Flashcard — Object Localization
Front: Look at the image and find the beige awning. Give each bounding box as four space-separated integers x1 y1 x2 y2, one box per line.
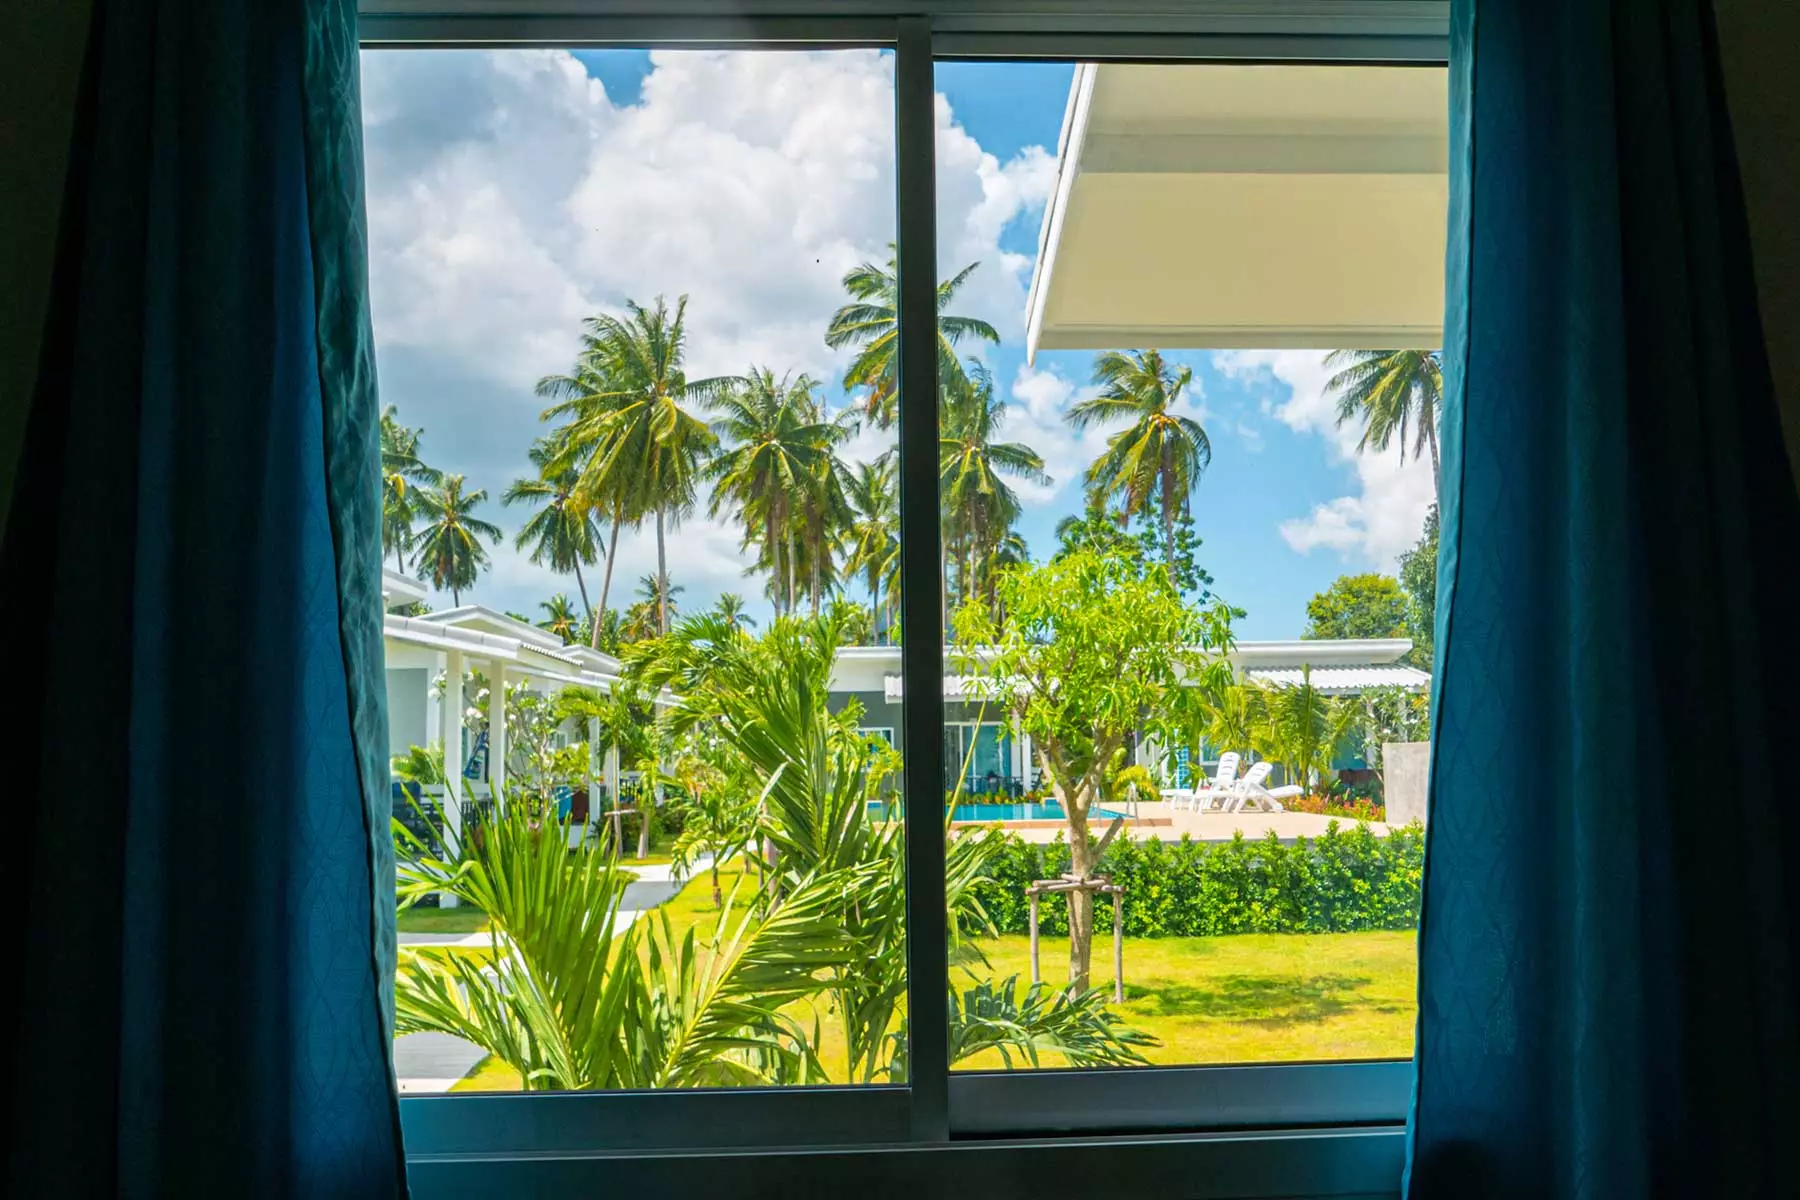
1025 63 1449 360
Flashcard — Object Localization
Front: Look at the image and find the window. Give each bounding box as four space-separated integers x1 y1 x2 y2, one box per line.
937 59 1440 1083
366 3 1446 1185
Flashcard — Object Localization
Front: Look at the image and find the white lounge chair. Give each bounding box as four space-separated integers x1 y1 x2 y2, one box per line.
1238 781 1303 813
1187 752 1241 812
1220 761 1273 812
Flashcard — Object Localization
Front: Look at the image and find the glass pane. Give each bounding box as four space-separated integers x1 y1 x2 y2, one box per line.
364 47 905 1094
934 60 1442 1070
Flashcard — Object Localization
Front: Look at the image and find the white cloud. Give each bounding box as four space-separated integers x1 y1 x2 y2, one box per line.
361 48 1056 617
1219 350 1435 567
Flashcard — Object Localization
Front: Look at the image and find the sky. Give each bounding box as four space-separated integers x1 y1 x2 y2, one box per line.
359 49 1437 641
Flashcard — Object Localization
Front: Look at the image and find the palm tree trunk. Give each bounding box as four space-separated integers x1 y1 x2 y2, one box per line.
1425 418 1441 497
452 586 461 606
869 575 880 643
395 543 406 575
655 508 670 635
767 503 783 617
810 523 821 616
786 526 798 615
572 560 593 619
592 520 620 649
1161 445 1177 570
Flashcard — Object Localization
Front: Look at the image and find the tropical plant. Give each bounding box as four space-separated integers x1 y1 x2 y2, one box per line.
1324 348 1443 491
823 248 1000 429
952 547 1235 989
1397 505 1438 670
665 747 753 908
539 593 581 644
391 742 446 788
1067 349 1211 571
1255 665 1356 801
843 460 900 640
948 975 1153 1069
539 296 733 636
939 359 1049 612
394 796 858 1090
379 405 443 574
411 474 502 605
504 436 603 618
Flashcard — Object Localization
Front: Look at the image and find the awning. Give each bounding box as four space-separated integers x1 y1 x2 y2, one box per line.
1026 63 1448 360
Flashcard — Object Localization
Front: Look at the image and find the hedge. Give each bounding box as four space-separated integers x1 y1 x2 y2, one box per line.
969 822 1424 939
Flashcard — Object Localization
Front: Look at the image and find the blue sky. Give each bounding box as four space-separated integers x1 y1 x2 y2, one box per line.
360 49 1435 641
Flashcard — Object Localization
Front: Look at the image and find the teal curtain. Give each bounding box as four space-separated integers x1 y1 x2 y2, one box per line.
1409 0 1800 1195
1 0 406 1194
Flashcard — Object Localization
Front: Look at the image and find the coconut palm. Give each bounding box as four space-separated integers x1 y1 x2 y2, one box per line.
539 593 581 644
625 574 685 643
706 369 844 616
823 248 1001 429
939 360 1050 610
711 593 756 632
796 448 853 617
1324 349 1443 491
411 474 502 605
1067 349 1211 570
504 437 603 619
843 459 900 642
379 406 442 573
539 296 732 636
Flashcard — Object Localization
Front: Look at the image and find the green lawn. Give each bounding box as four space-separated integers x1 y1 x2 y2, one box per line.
439 863 1416 1089
396 906 490 935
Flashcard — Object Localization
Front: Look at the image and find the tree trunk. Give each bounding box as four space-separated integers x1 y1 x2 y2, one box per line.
452 585 461 606
1060 776 1096 992
1161 446 1176 570
711 860 722 909
810 527 821 616
786 525 798 615
870 575 880 643
395 543 406 575
767 503 783 617
1425 418 1441 497
592 520 620 648
572 559 593 619
638 782 658 860
655 508 669 635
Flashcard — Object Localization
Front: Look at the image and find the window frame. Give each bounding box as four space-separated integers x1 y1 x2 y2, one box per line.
367 2 1444 1187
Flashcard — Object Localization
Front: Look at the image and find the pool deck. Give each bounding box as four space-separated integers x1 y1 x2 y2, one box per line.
959 801 1394 845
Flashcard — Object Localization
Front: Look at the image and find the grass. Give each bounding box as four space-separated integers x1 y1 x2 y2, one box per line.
397 906 491 935
438 861 1415 1090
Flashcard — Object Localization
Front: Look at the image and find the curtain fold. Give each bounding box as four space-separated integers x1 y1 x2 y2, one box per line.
1409 0 1800 1196
2 0 406 1195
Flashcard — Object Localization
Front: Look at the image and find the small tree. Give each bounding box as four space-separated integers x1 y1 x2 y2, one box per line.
1303 573 1407 641
953 547 1232 990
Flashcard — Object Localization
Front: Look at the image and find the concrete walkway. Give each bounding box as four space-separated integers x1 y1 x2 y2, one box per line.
392 855 706 1090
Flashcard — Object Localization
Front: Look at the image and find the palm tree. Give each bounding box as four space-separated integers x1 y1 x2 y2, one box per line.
504 437 604 618
843 459 900 642
1324 349 1443 491
625 574 686 642
706 369 843 616
796 448 853 617
539 594 581 644
379 406 442 574
539 296 731 636
1257 666 1355 800
1067 349 1211 570
411 474 502 605
939 360 1049 609
711 593 756 632
823 248 1000 429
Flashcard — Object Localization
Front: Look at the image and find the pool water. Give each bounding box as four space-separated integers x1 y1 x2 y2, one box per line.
868 801 1129 823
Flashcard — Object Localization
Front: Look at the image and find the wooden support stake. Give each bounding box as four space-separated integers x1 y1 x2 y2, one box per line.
1028 890 1040 985
1112 891 1124 1003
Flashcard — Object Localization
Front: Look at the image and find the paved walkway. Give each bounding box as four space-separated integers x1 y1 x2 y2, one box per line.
994 803 1393 845
393 856 705 1091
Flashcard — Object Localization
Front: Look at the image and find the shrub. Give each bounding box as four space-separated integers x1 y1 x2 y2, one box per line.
967 822 1424 939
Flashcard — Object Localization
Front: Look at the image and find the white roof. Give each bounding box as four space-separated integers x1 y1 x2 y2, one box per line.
859 638 1423 699
1243 664 1429 693
380 568 429 611
1025 63 1448 360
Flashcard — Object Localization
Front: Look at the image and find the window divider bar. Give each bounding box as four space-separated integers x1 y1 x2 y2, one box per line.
893 13 950 1143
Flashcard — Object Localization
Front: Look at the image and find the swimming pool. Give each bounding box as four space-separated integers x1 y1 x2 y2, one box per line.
868 801 1130 823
